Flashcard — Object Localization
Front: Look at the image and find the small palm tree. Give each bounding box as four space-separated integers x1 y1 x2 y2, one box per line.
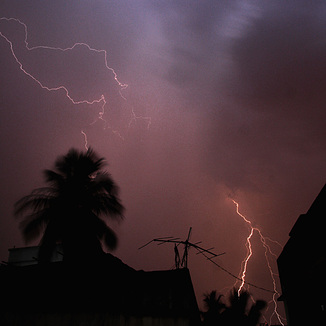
223 288 267 326
14 148 124 263
202 288 267 326
202 290 226 325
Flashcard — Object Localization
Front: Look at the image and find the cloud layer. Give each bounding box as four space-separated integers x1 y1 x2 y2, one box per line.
1 1 325 322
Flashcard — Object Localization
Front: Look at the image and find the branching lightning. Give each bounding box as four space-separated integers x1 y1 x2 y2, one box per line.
0 17 151 148
129 107 152 130
2 15 288 326
231 199 285 326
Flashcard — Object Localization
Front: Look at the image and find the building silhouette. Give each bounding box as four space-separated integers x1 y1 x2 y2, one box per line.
0 246 200 326
277 183 326 325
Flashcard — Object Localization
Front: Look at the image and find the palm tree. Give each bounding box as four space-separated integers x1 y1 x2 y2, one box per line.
202 290 226 325
14 148 124 264
202 288 267 326
222 288 267 326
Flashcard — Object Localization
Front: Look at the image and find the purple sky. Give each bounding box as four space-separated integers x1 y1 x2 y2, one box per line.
1 1 326 323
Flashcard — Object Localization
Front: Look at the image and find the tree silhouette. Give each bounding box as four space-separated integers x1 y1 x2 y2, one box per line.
202 290 226 326
14 148 124 263
202 288 267 326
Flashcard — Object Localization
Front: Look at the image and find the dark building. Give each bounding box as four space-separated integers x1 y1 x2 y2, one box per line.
277 184 326 326
0 247 200 326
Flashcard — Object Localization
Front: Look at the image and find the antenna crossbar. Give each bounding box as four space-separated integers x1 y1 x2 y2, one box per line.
138 227 277 293
138 227 225 269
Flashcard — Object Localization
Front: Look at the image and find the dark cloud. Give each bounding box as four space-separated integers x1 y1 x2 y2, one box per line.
232 2 326 105
148 0 232 87
1 1 325 323
173 2 326 194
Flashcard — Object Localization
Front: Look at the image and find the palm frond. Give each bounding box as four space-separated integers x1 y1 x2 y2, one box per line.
91 193 124 219
19 210 51 243
31 187 56 195
103 227 118 250
44 169 64 186
90 213 118 250
54 148 78 177
94 172 119 195
14 192 55 216
86 147 106 170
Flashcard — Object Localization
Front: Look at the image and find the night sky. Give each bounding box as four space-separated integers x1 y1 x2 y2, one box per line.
1 1 326 324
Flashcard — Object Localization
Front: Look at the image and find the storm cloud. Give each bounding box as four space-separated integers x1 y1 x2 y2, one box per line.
0 1 325 323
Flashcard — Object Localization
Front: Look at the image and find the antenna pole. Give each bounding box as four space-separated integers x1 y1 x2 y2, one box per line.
138 227 225 269
174 244 180 269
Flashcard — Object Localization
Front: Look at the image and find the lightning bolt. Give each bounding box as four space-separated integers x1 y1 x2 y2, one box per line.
129 107 152 130
2 15 286 325
231 199 285 326
81 130 89 151
0 17 151 147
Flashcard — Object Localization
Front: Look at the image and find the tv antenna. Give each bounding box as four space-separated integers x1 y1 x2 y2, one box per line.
139 227 277 293
138 227 226 269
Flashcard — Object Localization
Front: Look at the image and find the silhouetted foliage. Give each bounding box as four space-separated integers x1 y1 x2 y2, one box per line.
201 288 267 326
202 290 226 326
15 148 124 263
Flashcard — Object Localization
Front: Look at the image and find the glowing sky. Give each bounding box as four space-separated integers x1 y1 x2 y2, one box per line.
1 1 326 324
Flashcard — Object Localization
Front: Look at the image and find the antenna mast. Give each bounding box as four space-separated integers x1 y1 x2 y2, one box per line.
138 227 225 269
